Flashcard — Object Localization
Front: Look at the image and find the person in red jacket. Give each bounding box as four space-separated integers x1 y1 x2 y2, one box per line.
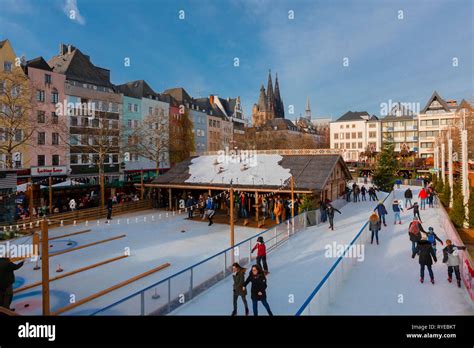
418 188 428 210
252 236 268 274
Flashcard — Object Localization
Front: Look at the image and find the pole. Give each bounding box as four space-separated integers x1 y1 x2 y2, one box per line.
230 188 234 248
255 191 259 224
140 170 144 200
462 129 469 227
291 176 295 218
100 172 105 209
28 177 33 218
441 143 446 184
448 137 454 208
168 188 172 210
434 146 439 172
41 219 50 315
48 176 53 215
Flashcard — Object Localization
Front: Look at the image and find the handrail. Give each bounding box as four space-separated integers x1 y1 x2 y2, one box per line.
89 215 299 315
295 190 392 315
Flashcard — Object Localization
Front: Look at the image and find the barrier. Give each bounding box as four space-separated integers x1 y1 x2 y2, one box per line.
296 191 393 315
90 197 348 316
49 234 126 257
438 204 474 302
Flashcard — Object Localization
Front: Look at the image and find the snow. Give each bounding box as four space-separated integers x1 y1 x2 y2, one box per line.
185 154 291 186
171 186 474 316
7 209 262 315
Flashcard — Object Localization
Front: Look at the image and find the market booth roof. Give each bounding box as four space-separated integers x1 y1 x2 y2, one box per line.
146 151 352 194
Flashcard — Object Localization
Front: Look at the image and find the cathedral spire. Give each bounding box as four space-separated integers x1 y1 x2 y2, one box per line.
305 96 312 120
274 73 284 118
266 70 275 112
257 84 267 111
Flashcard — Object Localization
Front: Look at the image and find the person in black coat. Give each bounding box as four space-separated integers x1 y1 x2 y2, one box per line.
412 238 437 284
326 205 342 231
231 263 249 316
243 264 273 316
0 258 24 310
404 188 413 207
106 197 113 221
407 202 422 222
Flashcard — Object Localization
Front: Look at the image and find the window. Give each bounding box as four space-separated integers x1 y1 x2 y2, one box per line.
70 154 78 164
334 133 339 140
346 132 350 139
369 131 377 138
37 132 45 145
127 119 132 128
346 125 349 129
352 124 356 128
81 154 89 164
44 74 52 84
133 120 139 128
112 154 119 163
52 155 59 166
82 117 89 127
52 132 59 145
71 117 78 126
3 61 13 72
36 90 45 102
420 142 434 148
358 132 362 138
369 124 376 128
37 155 45 166
352 142 356 149
128 103 132 112
133 104 139 112
358 142 363 149
420 119 439 127
70 135 79 145
51 90 59 104
334 143 339 149
52 112 58 124
340 125 344 129
37 111 46 123
340 133 344 140
352 132 356 139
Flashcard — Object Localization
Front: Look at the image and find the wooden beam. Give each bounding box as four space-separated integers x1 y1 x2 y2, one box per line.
14 254 129 294
43 229 92 242
52 263 171 315
49 234 126 257
142 183 314 194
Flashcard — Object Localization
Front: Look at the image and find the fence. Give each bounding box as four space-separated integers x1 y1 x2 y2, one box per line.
438 204 474 303
296 191 393 315
88 197 347 316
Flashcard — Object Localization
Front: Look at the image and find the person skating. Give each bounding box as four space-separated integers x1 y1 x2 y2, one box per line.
368 212 381 245
426 227 443 253
374 201 388 227
327 204 342 231
345 186 351 202
353 185 361 202
252 236 268 274
392 199 404 225
404 188 413 207
106 197 113 222
368 187 378 201
185 195 196 219
418 187 428 210
408 217 427 254
205 197 215 226
427 186 435 208
0 257 24 310
360 185 367 201
243 264 273 316
319 200 328 223
231 263 249 316
412 235 437 284
442 240 467 288
407 202 422 222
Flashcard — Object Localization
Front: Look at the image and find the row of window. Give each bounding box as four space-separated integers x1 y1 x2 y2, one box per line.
333 142 364 149
70 153 119 165
36 89 59 103
70 135 119 147
0 128 22 142
37 111 59 124
70 117 119 129
37 132 60 145
419 119 455 127
37 155 60 166
333 132 370 140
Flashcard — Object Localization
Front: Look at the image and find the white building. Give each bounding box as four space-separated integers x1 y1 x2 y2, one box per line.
330 111 381 162
418 91 459 159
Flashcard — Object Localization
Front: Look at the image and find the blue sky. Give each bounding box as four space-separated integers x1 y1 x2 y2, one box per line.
0 0 472 120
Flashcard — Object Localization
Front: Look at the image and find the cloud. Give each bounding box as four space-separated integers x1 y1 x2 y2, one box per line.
63 0 86 25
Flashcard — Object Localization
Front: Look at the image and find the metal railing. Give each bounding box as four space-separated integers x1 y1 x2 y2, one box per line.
296 191 393 315
88 198 347 316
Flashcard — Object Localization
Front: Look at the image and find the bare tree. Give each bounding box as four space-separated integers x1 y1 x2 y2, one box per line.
169 108 194 164
0 69 37 168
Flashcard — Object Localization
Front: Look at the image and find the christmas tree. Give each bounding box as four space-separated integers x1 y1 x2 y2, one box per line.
449 181 465 228
372 142 398 192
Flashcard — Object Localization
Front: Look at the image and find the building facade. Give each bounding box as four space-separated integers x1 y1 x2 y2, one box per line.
380 103 418 154
330 111 381 162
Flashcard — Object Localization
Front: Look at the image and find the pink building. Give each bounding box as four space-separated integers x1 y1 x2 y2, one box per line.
24 57 68 175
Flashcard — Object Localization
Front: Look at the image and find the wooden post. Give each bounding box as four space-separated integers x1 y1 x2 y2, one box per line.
291 176 295 218
230 188 234 248
41 219 50 315
168 188 172 210
140 170 144 200
28 177 33 218
255 191 259 223
100 174 105 209
48 176 53 214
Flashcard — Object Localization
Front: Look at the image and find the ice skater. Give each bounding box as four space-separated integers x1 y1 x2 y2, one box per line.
369 212 381 245
374 201 388 227
426 227 443 253
407 202 422 222
327 204 342 231
412 234 437 284
243 264 273 316
319 200 328 223
252 236 268 274
361 186 367 201
404 187 413 207
392 199 403 225
231 263 249 316
442 240 467 288
418 187 428 210
205 197 215 226
0 257 24 310
106 197 113 222
186 195 196 219
408 217 427 254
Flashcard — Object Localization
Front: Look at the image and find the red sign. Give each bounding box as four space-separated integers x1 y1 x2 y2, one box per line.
31 166 67 177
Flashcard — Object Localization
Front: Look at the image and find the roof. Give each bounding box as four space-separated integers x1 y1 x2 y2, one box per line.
163 87 192 104
334 111 377 122
23 57 52 74
116 80 156 99
420 91 452 114
259 118 297 131
49 44 115 89
151 154 352 192
0 39 7 49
